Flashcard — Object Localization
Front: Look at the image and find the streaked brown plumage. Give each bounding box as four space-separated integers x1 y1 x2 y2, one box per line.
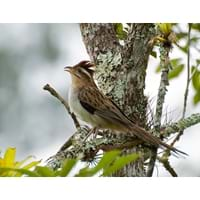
64 60 187 156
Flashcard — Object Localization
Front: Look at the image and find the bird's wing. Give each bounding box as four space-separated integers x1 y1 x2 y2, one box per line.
78 86 131 126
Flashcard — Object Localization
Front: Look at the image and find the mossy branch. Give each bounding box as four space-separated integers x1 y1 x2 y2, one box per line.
47 111 200 170
43 83 200 170
147 42 171 177
160 113 200 137
157 156 178 177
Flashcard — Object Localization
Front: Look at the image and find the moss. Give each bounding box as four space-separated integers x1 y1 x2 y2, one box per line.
95 51 123 98
114 78 126 100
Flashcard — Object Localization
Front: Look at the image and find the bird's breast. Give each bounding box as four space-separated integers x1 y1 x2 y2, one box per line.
68 87 96 126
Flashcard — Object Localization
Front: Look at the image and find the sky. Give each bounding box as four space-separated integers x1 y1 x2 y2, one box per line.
0 23 199 176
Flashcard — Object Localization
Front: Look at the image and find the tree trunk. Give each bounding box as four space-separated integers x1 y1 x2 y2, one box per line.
80 23 155 176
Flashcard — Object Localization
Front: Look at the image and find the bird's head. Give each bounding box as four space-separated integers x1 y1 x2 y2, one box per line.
64 60 95 86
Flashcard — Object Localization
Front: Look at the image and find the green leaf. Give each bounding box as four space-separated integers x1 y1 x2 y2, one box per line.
114 23 128 40
192 66 200 105
196 59 200 66
96 151 120 170
177 45 188 53
15 156 33 168
34 166 56 177
76 151 139 177
191 24 200 31
102 153 139 176
0 148 41 176
22 160 41 170
190 37 200 43
75 165 92 177
75 151 121 177
193 91 200 104
0 167 40 177
155 58 182 74
176 32 188 40
168 64 184 79
192 67 200 91
59 159 77 177
170 58 182 66
155 64 161 73
157 23 172 36
150 51 157 58
3 148 16 167
14 155 40 170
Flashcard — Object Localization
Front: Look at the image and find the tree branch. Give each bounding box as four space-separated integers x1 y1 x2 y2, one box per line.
157 156 178 177
182 23 192 118
43 84 80 129
47 111 200 170
160 113 200 137
147 38 171 176
47 131 143 169
170 23 192 146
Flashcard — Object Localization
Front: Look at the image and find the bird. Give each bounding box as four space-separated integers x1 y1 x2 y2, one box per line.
64 60 187 156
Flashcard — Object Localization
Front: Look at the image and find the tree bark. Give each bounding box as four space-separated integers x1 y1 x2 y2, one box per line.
80 23 155 176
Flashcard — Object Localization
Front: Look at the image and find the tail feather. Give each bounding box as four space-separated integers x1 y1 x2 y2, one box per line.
128 124 188 156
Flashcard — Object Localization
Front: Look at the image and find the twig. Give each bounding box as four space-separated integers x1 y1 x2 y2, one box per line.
182 23 192 118
160 113 200 137
154 45 170 130
146 147 157 177
170 23 192 146
43 84 80 129
157 156 178 177
147 43 171 177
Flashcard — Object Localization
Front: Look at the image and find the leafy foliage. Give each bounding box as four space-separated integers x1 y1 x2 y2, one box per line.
0 147 139 177
114 23 128 40
192 66 200 104
157 23 172 36
76 151 139 177
0 147 40 177
154 23 200 105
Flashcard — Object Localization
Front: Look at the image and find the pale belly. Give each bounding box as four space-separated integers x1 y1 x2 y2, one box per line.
68 88 126 132
68 88 101 127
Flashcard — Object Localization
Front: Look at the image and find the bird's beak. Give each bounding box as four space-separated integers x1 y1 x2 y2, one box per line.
64 66 72 73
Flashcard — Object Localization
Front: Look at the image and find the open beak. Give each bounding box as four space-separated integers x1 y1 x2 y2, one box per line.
64 66 72 73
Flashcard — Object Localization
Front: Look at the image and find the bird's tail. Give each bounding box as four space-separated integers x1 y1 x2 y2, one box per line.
127 124 187 156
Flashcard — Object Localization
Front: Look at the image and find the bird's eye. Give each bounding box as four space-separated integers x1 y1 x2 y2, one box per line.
75 68 83 78
77 68 82 73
